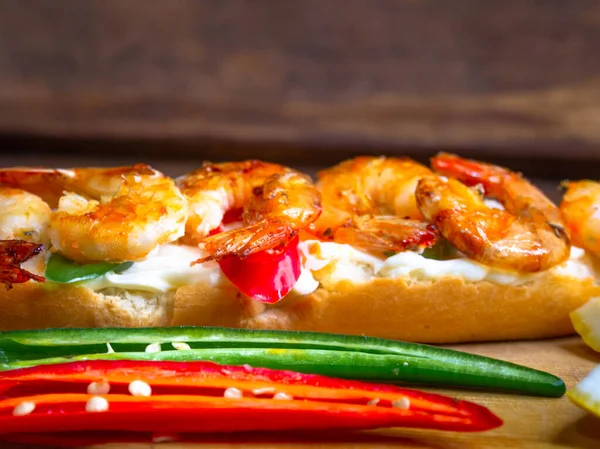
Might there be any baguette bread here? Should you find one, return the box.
[1,244,598,343]
[1,157,599,344]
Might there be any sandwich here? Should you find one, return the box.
[0,154,598,343]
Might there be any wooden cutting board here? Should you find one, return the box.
[40,336,591,449]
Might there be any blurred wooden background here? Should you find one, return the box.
[0,0,599,187]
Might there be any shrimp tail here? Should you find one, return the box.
[1,267,46,288]
[0,240,46,288]
[0,240,44,265]
[194,220,296,264]
[432,153,505,195]
[332,216,439,256]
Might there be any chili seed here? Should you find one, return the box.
[224,387,243,399]
[273,392,293,401]
[145,343,161,353]
[87,381,110,395]
[392,397,411,409]
[129,380,152,397]
[13,401,35,416]
[86,396,109,413]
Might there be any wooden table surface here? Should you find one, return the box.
[4,336,593,449]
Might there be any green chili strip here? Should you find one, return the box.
[421,239,457,260]
[0,327,565,397]
[45,253,133,284]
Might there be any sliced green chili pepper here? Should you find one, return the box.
[45,253,133,283]
[0,327,565,397]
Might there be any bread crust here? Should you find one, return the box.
[238,274,600,343]
[1,269,598,343]
[0,283,173,330]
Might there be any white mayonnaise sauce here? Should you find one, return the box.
[87,244,222,293]
[85,226,597,295]
[295,240,597,293]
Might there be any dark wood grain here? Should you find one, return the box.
[1,0,600,160]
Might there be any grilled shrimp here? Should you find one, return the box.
[310,156,438,256]
[560,180,600,256]
[0,187,51,286]
[0,187,51,245]
[416,153,570,273]
[177,160,321,262]
[0,164,187,263]
[0,166,145,209]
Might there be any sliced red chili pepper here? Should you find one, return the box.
[218,235,301,303]
[0,360,501,441]
[207,208,302,303]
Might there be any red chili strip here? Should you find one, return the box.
[0,360,481,415]
[217,234,301,303]
[207,208,302,303]
[0,360,502,439]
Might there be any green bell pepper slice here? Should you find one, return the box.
[421,239,457,260]
[45,253,134,284]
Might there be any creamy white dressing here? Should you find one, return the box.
[288,197,596,290]
[84,239,597,295]
[292,267,321,295]
[86,244,222,293]
[296,240,597,291]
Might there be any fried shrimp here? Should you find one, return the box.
[416,153,570,273]
[0,164,188,264]
[310,156,438,256]
[177,160,321,262]
[0,187,51,286]
[560,180,600,256]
